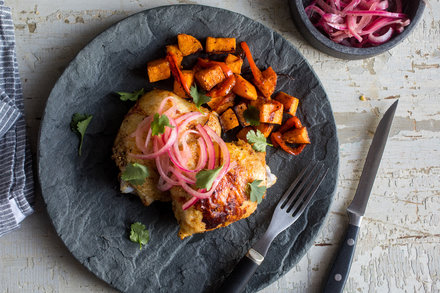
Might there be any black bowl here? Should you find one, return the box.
[289,0,426,59]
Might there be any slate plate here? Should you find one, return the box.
[38,5,338,293]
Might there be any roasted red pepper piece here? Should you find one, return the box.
[271,116,307,155]
[167,52,190,96]
[207,75,236,98]
[271,132,306,156]
[240,42,263,81]
[240,41,277,98]
[278,116,303,134]
[197,58,233,77]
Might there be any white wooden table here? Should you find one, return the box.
[1,0,439,292]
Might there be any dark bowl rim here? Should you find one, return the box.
[290,0,426,58]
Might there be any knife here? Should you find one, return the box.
[323,100,398,293]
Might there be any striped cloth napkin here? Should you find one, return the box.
[0,1,34,237]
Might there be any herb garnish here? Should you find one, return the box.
[121,163,149,185]
[195,165,223,190]
[248,180,266,203]
[243,105,260,126]
[129,222,150,250]
[70,113,93,156]
[116,88,145,102]
[246,130,272,152]
[151,113,174,136]
[190,84,211,110]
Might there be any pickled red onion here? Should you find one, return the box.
[131,117,177,160]
[182,197,199,210]
[157,96,175,114]
[134,116,152,153]
[196,125,216,169]
[128,96,231,210]
[306,0,410,47]
[180,126,231,209]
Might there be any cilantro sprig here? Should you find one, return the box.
[151,113,174,136]
[196,165,223,190]
[246,130,272,152]
[70,113,93,156]
[116,88,145,102]
[190,85,211,110]
[243,105,260,126]
[248,180,266,204]
[121,163,149,185]
[129,222,150,250]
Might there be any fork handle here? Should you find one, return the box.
[218,248,264,293]
[323,224,360,293]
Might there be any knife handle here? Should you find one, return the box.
[323,224,360,293]
[218,249,263,293]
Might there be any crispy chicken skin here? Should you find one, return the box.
[171,140,267,239]
[112,90,220,205]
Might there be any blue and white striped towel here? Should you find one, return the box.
[0,1,34,237]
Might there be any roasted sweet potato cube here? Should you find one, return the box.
[206,37,236,54]
[256,123,274,138]
[207,94,224,110]
[225,54,243,75]
[166,44,183,68]
[213,93,235,114]
[275,92,299,116]
[236,126,254,142]
[147,59,170,83]
[282,127,311,144]
[259,100,284,125]
[225,54,239,63]
[220,108,239,132]
[234,103,249,127]
[249,97,267,109]
[206,96,225,111]
[177,34,203,56]
[173,70,194,98]
[195,65,225,91]
[232,74,257,100]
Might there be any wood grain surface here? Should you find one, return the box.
[1,0,439,292]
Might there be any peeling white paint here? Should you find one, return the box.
[1,0,439,292]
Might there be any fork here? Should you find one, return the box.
[219,162,329,293]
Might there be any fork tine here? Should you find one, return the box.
[279,162,315,208]
[290,166,329,220]
[282,162,321,210]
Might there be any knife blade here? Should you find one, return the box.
[323,100,398,293]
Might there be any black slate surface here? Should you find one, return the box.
[38,5,339,293]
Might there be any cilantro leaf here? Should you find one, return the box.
[243,106,260,126]
[70,113,93,156]
[248,180,266,203]
[129,222,150,250]
[151,113,174,136]
[246,130,272,152]
[116,88,145,102]
[121,163,149,185]
[196,165,223,190]
[190,85,211,109]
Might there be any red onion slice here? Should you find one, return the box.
[157,96,175,114]
[346,10,406,18]
[368,26,394,44]
[196,124,216,170]
[182,197,199,210]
